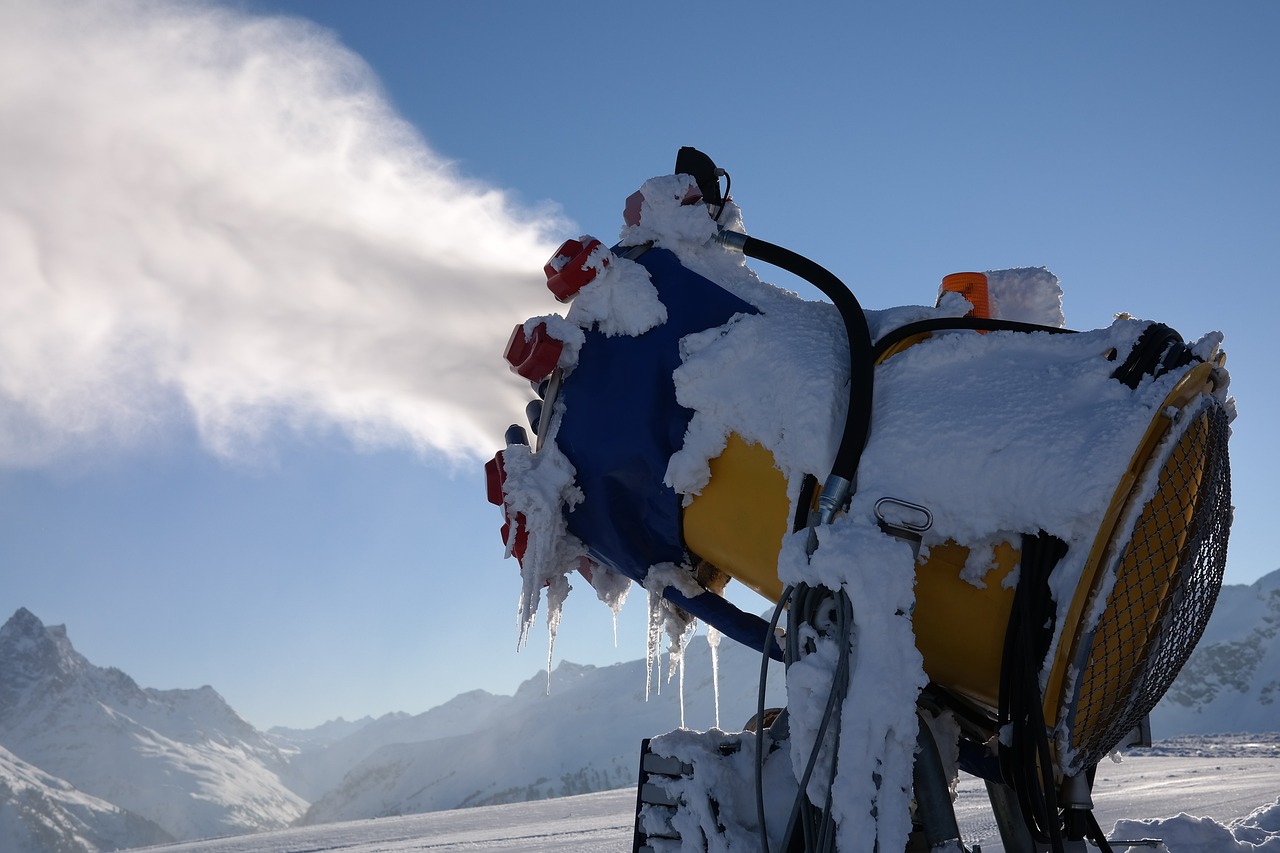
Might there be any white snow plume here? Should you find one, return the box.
[0,0,562,466]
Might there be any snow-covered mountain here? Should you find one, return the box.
[279,691,515,801]
[268,715,382,750]
[0,743,172,853]
[299,638,787,824]
[1151,568,1280,736]
[0,608,306,842]
[293,571,1280,826]
[1,568,1274,849]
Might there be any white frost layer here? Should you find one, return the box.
[566,251,667,338]
[779,523,927,853]
[856,320,1189,553]
[666,299,848,504]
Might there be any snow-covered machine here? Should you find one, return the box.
[485,149,1233,852]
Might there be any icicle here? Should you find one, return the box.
[646,589,663,701]
[678,654,686,729]
[543,573,570,695]
[643,568,698,707]
[707,626,722,731]
[660,603,698,730]
[663,608,697,686]
[581,559,630,647]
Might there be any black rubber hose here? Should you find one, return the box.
[737,236,874,485]
[872,316,1076,363]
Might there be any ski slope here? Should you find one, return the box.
[132,744,1280,852]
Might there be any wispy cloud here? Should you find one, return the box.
[0,0,562,465]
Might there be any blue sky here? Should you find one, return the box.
[1,0,1276,729]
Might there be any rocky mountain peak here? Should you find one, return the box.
[0,608,90,713]
[0,608,306,842]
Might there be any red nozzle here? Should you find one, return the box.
[484,451,506,506]
[544,237,607,302]
[623,191,644,227]
[486,447,528,563]
[504,321,564,382]
[623,183,703,228]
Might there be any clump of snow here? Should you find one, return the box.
[619,174,720,252]
[853,319,1194,551]
[983,266,1066,327]
[665,298,849,503]
[1112,797,1280,852]
[1192,330,1226,364]
[565,252,668,338]
[646,728,799,851]
[620,175,804,314]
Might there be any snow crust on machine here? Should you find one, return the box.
[496,166,1234,850]
[985,266,1066,328]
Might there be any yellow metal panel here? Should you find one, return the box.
[913,541,1021,710]
[682,435,791,603]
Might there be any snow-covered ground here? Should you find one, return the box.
[131,736,1280,852]
[128,788,636,852]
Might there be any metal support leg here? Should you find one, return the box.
[913,714,967,851]
[985,780,1037,853]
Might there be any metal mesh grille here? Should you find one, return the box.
[1064,399,1232,772]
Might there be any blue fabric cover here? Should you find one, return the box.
[555,247,781,658]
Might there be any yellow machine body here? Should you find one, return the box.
[682,434,790,603]
[682,340,1227,772]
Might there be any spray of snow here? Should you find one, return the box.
[0,0,564,467]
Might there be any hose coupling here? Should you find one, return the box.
[815,474,853,527]
[713,229,748,253]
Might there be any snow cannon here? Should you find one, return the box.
[484,148,1234,852]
